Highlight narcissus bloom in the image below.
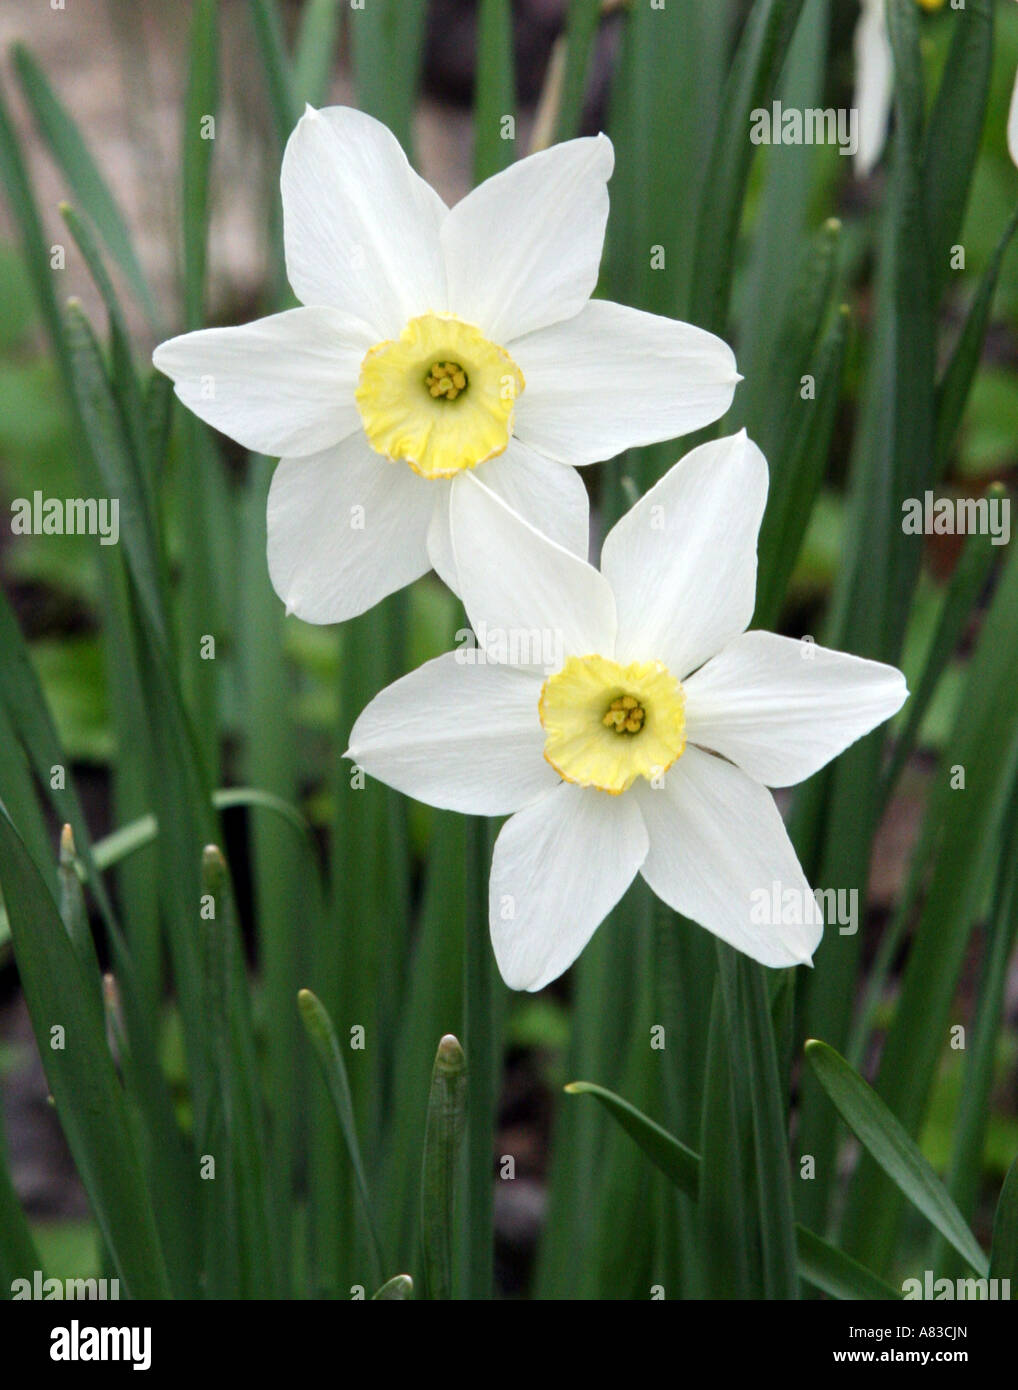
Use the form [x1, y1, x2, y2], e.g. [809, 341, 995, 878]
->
[853, 0, 946, 177]
[348, 433, 908, 991]
[152, 105, 739, 623]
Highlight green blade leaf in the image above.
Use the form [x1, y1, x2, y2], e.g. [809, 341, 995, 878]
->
[0, 1104, 43, 1290]
[989, 1155, 1018, 1286]
[689, 0, 807, 336]
[566, 1075, 898, 1299]
[349, 0, 427, 151]
[935, 203, 1018, 477]
[372, 1273, 414, 1300]
[182, 0, 220, 329]
[419, 1034, 466, 1300]
[879, 502, 1002, 808]
[564, 1080, 699, 1199]
[248, 0, 302, 146]
[922, 0, 993, 302]
[200, 845, 281, 1297]
[10, 43, 160, 331]
[795, 1225, 901, 1302]
[474, 0, 516, 182]
[805, 1040, 988, 1276]
[294, 0, 344, 109]
[297, 988, 385, 1289]
[0, 802, 170, 1298]
[843, 538, 1018, 1267]
[89, 786, 313, 874]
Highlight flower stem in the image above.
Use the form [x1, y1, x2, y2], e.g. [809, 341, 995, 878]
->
[461, 814, 502, 1298]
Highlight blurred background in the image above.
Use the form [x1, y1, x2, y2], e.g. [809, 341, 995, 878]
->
[1, 0, 1017, 1298]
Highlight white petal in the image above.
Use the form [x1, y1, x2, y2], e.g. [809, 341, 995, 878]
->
[511, 300, 739, 465]
[347, 652, 552, 815]
[635, 748, 821, 968]
[281, 105, 448, 336]
[479, 442, 590, 558]
[684, 630, 908, 788]
[853, 0, 893, 177]
[1009, 66, 1018, 169]
[490, 782, 648, 991]
[428, 441, 590, 593]
[601, 431, 768, 678]
[450, 472, 616, 668]
[152, 308, 372, 457]
[441, 135, 613, 343]
[425, 493, 459, 596]
[267, 434, 434, 624]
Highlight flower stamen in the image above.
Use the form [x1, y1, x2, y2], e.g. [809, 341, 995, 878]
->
[602, 695, 646, 734]
[425, 361, 469, 400]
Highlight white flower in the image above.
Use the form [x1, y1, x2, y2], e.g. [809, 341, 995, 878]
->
[853, 0, 945, 178]
[347, 432, 908, 992]
[1009, 64, 1018, 168]
[152, 105, 739, 623]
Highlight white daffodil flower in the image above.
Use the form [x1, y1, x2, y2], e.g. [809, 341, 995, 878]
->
[347, 432, 908, 992]
[853, 0, 945, 178]
[1009, 63, 1018, 168]
[152, 105, 739, 623]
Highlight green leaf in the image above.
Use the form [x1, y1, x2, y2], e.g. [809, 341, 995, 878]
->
[297, 989, 385, 1289]
[879, 505, 1002, 807]
[566, 1075, 898, 1299]
[754, 298, 850, 630]
[63, 302, 167, 654]
[294, 0, 343, 108]
[723, 952, 799, 1300]
[88, 787, 313, 874]
[844, 538, 1018, 1267]
[474, 0, 516, 182]
[0, 1104, 43, 1290]
[0, 802, 170, 1298]
[372, 1274, 414, 1300]
[10, 43, 160, 331]
[349, 0, 428, 151]
[552, 0, 602, 145]
[806, 1040, 988, 1276]
[931, 769, 1018, 1270]
[564, 1080, 699, 1199]
[248, 0, 302, 146]
[183, 0, 220, 328]
[795, 1225, 901, 1302]
[989, 1154, 1018, 1286]
[57, 825, 102, 993]
[935, 203, 1018, 477]
[59, 204, 157, 537]
[200, 845, 281, 1297]
[689, 0, 807, 336]
[419, 1034, 466, 1300]
[697, 982, 754, 1297]
[922, 0, 993, 301]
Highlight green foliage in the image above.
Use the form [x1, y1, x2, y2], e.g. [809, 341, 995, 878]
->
[0, 0, 1016, 1304]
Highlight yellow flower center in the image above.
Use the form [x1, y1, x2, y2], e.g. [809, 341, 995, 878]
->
[355, 313, 525, 479]
[915, 0, 945, 11]
[603, 695, 646, 735]
[539, 654, 687, 795]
